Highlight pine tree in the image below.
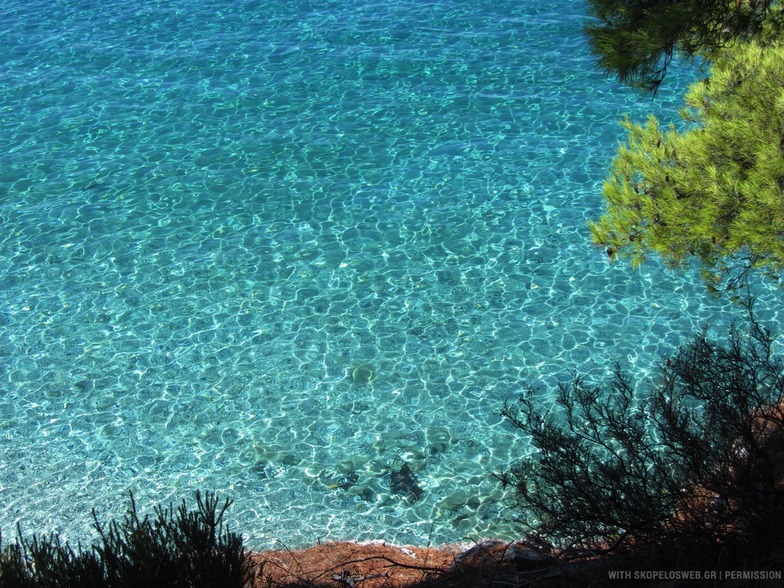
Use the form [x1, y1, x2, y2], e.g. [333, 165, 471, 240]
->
[590, 37, 784, 291]
[584, 0, 783, 91]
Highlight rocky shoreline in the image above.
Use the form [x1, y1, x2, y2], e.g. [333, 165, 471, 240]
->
[250, 538, 572, 587]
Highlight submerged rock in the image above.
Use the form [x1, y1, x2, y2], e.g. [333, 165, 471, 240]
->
[390, 462, 423, 502]
[351, 363, 376, 384]
[437, 490, 474, 511]
[252, 461, 285, 480]
[426, 426, 455, 454]
[319, 467, 359, 491]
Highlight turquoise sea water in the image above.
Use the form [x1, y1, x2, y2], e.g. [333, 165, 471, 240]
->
[1, 0, 781, 549]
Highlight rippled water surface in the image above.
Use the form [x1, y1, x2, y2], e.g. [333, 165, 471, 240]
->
[1, 0, 780, 548]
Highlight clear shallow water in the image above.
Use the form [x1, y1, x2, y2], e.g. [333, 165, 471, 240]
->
[0, 0, 781, 549]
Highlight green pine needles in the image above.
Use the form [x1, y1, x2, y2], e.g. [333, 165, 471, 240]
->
[0, 491, 256, 588]
[584, 0, 783, 91]
[591, 36, 784, 292]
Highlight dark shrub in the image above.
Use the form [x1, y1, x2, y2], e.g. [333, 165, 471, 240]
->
[0, 491, 256, 588]
[500, 302, 784, 567]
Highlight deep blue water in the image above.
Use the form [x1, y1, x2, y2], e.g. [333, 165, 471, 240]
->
[0, 0, 779, 549]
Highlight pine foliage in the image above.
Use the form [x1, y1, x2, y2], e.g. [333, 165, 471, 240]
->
[584, 0, 783, 91]
[590, 38, 784, 292]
